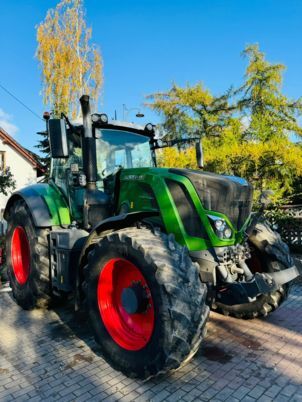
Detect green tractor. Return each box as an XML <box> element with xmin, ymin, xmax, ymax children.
<box><xmin>5</xmin><ymin>95</ymin><xmax>301</xmax><ymax>379</ymax></box>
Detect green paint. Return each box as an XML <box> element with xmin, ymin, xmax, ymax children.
<box><xmin>30</xmin><ymin>183</ymin><xmax>71</xmax><ymax>226</ymax></box>
<box><xmin>118</xmin><ymin>168</ymin><xmax>249</xmax><ymax>252</ymax></box>
<box><xmin>40</xmin><ymin>163</ymin><xmax>249</xmax><ymax>251</ymax></box>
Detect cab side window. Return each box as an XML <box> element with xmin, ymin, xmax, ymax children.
<box><xmin>51</xmin><ymin>137</ymin><xmax>83</xmax><ymax>196</ymax></box>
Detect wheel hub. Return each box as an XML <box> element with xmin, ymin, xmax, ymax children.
<box><xmin>121</xmin><ymin>282</ymin><xmax>149</xmax><ymax>314</ymax></box>
<box><xmin>11</xmin><ymin>226</ymin><xmax>30</xmax><ymax>285</ymax></box>
<box><xmin>97</xmin><ymin>258</ymin><xmax>155</xmax><ymax>351</ymax></box>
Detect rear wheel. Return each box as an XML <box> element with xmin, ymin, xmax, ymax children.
<box><xmin>83</xmin><ymin>228</ymin><xmax>209</xmax><ymax>379</ymax></box>
<box><xmin>6</xmin><ymin>200</ymin><xmax>51</xmax><ymax>309</ymax></box>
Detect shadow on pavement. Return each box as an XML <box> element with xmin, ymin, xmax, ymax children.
<box><xmin>0</xmin><ymin>282</ymin><xmax>301</xmax><ymax>401</ymax></box>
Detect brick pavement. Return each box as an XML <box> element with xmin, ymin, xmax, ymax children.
<box><xmin>0</xmin><ymin>282</ymin><xmax>301</xmax><ymax>402</ymax></box>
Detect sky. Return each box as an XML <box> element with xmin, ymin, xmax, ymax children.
<box><xmin>0</xmin><ymin>0</ymin><xmax>301</xmax><ymax>152</ymax></box>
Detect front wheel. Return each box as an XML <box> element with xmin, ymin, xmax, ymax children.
<box><xmin>213</xmin><ymin>221</ymin><xmax>291</xmax><ymax>319</ymax></box>
<box><xmin>213</xmin><ymin>255</ymin><xmax>289</xmax><ymax>319</ymax></box>
<box><xmin>83</xmin><ymin>228</ymin><xmax>209</xmax><ymax>379</ymax></box>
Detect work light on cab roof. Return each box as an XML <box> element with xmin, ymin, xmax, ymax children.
<box><xmin>91</xmin><ymin>113</ymin><xmax>108</xmax><ymax>124</ymax></box>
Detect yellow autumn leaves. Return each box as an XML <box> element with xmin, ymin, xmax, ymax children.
<box><xmin>158</xmin><ymin>136</ymin><xmax>302</xmax><ymax>203</ymax></box>
<box><xmin>36</xmin><ymin>0</ymin><xmax>103</xmax><ymax>119</ymax></box>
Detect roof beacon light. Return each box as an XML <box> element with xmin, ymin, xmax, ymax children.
<box><xmin>43</xmin><ymin>112</ymin><xmax>50</xmax><ymax>121</ymax></box>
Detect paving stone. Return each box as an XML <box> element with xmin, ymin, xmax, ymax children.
<box><xmin>281</xmin><ymin>384</ymin><xmax>298</xmax><ymax>398</ymax></box>
<box><xmin>0</xmin><ymin>283</ymin><xmax>301</xmax><ymax>401</ymax></box>
<box><xmin>233</xmin><ymin>385</ymin><xmax>251</xmax><ymax>400</ymax></box>
<box><xmin>264</xmin><ymin>384</ymin><xmax>282</xmax><ymax>398</ymax></box>
<box><xmin>257</xmin><ymin>395</ymin><xmax>273</xmax><ymax>402</ymax></box>
<box><xmin>248</xmin><ymin>385</ymin><xmax>266</xmax><ymax>399</ymax></box>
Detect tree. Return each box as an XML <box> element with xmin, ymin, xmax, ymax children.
<box><xmin>36</xmin><ymin>0</ymin><xmax>103</xmax><ymax>118</ymax></box>
<box><xmin>147</xmin><ymin>83</ymin><xmax>235</xmax><ymax>140</ymax></box>
<box><xmin>35</xmin><ymin>128</ymin><xmax>51</xmax><ymax>174</ymax></box>
<box><xmin>237</xmin><ymin>44</ymin><xmax>302</xmax><ymax>141</ymax></box>
<box><xmin>151</xmin><ymin>45</ymin><xmax>302</xmax><ymax>204</ymax></box>
<box><xmin>158</xmin><ymin>136</ymin><xmax>302</xmax><ymax>203</ymax></box>
<box><xmin>36</xmin><ymin>0</ymin><xmax>103</xmax><ymax>173</ymax></box>
<box><xmin>0</xmin><ymin>167</ymin><xmax>15</xmax><ymax>196</ymax></box>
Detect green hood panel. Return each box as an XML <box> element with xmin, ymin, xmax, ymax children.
<box><xmin>118</xmin><ymin>168</ymin><xmax>251</xmax><ymax>251</ymax></box>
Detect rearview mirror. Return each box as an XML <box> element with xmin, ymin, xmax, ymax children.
<box><xmin>48</xmin><ymin>119</ymin><xmax>69</xmax><ymax>158</ymax></box>
<box><xmin>195</xmin><ymin>140</ymin><xmax>204</xmax><ymax>169</ymax></box>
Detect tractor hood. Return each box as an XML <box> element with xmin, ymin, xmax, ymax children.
<box><xmin>170</xmin><ymin>169</ymin><xmax>253</xmax><ymax>230</ymax></box>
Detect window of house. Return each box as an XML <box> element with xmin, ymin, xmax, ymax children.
<box><xmin>0</xmin><ymin>152</ymin><xmax>6</xmax><ymax>170</ymax></box>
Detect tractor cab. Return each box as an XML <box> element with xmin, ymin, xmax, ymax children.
<box><xmin>48</xmin><ymin>102</ymin><xmax>157</xmax><ymax>228</ymax></box>
<box><xmin>95</xmin><ymin>124</ymin><xmax>155</xmax><ymax>179</ymax></box>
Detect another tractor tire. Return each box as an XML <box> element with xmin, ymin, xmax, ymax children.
<box><xmin>214</xmin><ymin>221</ymin><xmax>291</xmax><ymax>319</ymax></box>
<box><xmin>6</xmin><ymin>200</ymin><xmax>51</xmax><ymax>309</ymax></box>
<box><xmin>0</xmin><ymin>265</ymin><xmax>8</xmax><ymax>283</ymax></box>
<box><xmin>0</xmin><ymin>238</ymin><xmax>8</xmax><ymax>282</ymax></box>
<box><xmin>214</xmin><ymin>257</ymin><xmax>289</xmax><ymax>319</ymax></box>
<box><xmin>83</xmin><ymin>228</ymin><xmax>209</xmax><ymax>379</ymax></box>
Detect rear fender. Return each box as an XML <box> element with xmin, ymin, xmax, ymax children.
<box><xmin>4</xmin><ymin>184</ymin><xmax>71</xmax><ymax>228</ymax></box>
<box><xmin>79</xmin><ymin>211</ymin><xmax>158</xmax><ymax>264</ymax></box>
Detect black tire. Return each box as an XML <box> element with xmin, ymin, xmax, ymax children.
<box><xmin>213</xmin><ymin>257</ymin><xmax>289</xmax><ymax>319</ymax></box>
<box><xmin>0</xmin><ymin>265</ymin><xmax>8</xmax><ymax>283</ymax></box>
<box><xmin>0</xmin><ymin>237</ymin><xmax>7</xmax><ymax>282</ymax></box>
<box><xmin>83</xmin><ymin>228</ymin><xmax>209</xmax><ymax>379</ymax></box>
<box><xmin>6</xmin><ymin>200</ymin><xmax>51</xmax><ymax>309</ymax></box>
<box><xmin>213</xmin><ymin>221</ymin><xmax>291</xmax><ymax>319</ymax></box>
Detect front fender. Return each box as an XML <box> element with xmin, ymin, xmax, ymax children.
<box><xmin>79</xmin><ymin>211</ymin><xmax>158</xmax><ymax>262</ymax></box>
<box><xmin>4</xmin><ymin>183</ymin><xmax>71</xmax><ymax>228</ymax></box>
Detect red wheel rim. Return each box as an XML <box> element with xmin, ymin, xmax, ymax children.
<box><xmin>98</xmin><ymin>258</ymin><xmax>155</xmax><ymax>351</ymax></box>
<box><xmin>11</xmin><ymin>226</ymin><xmax>30</xmax><ymax>285</ymax></box>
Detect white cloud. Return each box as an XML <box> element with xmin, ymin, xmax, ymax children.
<box><xmin>0</xmin><ymin>108</ymin><xmax>19</xmax><ymax>136</ymax></box>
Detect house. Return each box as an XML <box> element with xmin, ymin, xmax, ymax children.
<box><xmin>0</xmin><ymin>127</ymin><xmax>44</xmax><ymax>232</ymax></box>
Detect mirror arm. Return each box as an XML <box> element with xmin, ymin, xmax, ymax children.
<box><xmin>151</xmin><ymin>137</ymin><xmax>200</xmax><ymax>150</ymax></box>
<box><xmin>61</xmin><ymin>112</ymin><xmax>75</xmax><ymax>131</ymax></box>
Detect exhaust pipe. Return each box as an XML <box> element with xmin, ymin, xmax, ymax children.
<box><xmin>80</xmin><ymin>95</ymin><xmax>97</xmax><ymax>190</ymax></box>
<box><xmin>195</xmin><ymin>139</ymin><xmax>204</xmax><ymax>169</ymax></box>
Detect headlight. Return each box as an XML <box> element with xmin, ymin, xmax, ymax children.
<box><xmin>208</xmin><ymin>215</ymin><xmax>233</xmax><ymax>239</ymax></box>
<box><xmin>214</xmin><ymin>219</ymin><xmax>224</xmax><ymax>231</ymax></box>
<box><xmin>223</xmin><ymin>227</ymin><xmax>232</xmax><ymax>239</ymax></box>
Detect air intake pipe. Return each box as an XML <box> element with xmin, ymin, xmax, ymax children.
<box><xmin>80</xmin><ymin>95</ymin><xmax>97</xmax><ymax>190</ymax></box>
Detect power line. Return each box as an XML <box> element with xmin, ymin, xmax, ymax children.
<box><xmin>0</xmin><ymin>83</ymin><xmax>43</xmax><ymax>121</ymax></box>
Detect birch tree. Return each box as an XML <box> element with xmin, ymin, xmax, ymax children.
<box><xmin>36</xmin><ymin>0</ymin><xmax>103</xmax><ymax>119</ymax></box>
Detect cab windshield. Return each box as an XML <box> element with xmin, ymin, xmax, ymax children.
<box><xmin>95</xmin><ymin>129</ymin><xmax>153</xmax><ymax>179</ymax></box>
